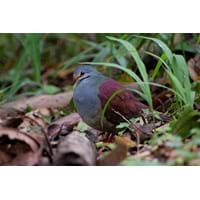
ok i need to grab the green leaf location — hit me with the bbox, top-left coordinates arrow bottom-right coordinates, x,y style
76,120 -> 90,132
170,105 -> 200,138
116,122 -> 129,129
151,53 -> 166,80
146,51 -> 194,107
120,158 -> 163,166
7,50 -> 27,97
24,34 -> 42,83
133,35 -> 174,63
175,42 -> 200,53
42,84 -> 60,94
107,36 -> 149,82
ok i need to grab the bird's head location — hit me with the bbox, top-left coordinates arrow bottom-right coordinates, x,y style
73,65 -> 98,84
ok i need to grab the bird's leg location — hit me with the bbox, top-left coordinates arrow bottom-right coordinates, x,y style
99,132 -> 115,142
107,133 -> 115,142
98,131 -> 106,140
97,146 -> 108,155
141,113 -> 147,124
103,132 -> 108,140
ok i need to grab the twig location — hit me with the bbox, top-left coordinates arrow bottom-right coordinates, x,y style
24,116 -> 53,156
112,108 -> 143,153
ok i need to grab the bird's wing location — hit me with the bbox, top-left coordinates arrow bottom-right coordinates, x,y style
98,79 -> 147,125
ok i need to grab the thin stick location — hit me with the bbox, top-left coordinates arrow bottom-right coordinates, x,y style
24,115 -> 53,156
112,108 -> 143,153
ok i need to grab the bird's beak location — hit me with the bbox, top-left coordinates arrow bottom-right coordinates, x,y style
73,73 -> 89,84
73,73 -> 82,84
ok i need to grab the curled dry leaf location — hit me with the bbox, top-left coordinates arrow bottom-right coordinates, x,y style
53,131 -> 96,166
188,55 -> 200,81
97,136 -> 131,166
18,108 -> 49,135
115,135 -> 136,148
9,151 -> 42,166
130,123 -> 154,142
0,116 -> 23,128
0,92 -> 73,120
0,126 -> 41,165
48,113 -> 81,140
153,90 -> 173,109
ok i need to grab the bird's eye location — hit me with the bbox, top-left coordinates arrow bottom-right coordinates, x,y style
80,71 -> 85,76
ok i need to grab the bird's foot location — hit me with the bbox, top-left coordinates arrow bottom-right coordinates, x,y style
101,132 -> 115,142
97,146 -> 108,155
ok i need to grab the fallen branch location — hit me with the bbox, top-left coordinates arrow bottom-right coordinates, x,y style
0,92 -> 73,119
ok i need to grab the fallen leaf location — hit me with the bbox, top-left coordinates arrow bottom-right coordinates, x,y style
48,113 -> 80,140
114,135 -> 136,148
18,109 -> 48,135
188,55 -> 200,80
0,126 -> 41,165
97,136 -> 130,166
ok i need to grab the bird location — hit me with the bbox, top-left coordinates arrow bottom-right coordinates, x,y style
73,65 -> 147,133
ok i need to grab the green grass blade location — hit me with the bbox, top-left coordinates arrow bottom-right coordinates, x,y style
146,51 -> 193,106
23,34 -> 41,83
133,35 -> 174,63
173,54 -> 191,88
100,88 -> 124,129
107,36 -> 149,82
62,48 -> 95,69
145,51 -> 171,71
151,53 -> 166,80
166,70 -> 187,104
7,50 -> 27,97
172,54 -> 194,106
82,62 -> 143,85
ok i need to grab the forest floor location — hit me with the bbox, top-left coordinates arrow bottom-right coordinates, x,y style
0,33 -> 200,166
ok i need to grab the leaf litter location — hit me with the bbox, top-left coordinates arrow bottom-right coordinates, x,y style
0,90 -> 199,165
1,37 -> 200,165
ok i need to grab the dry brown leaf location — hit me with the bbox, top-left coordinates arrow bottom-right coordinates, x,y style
9,151 -> 42,166
18,109 -> 49,134
115,135 -> 136,148
0,126 -> 41,165
188,55 -> 200,81
130,123 -> 154,143
97,136 -> 130,166
48,113 -> 80,140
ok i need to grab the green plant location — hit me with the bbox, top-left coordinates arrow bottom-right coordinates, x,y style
170,105 -> 200,138
23,34 -> 42,83
4,34 -> 42,99
136,35 -> 195,108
